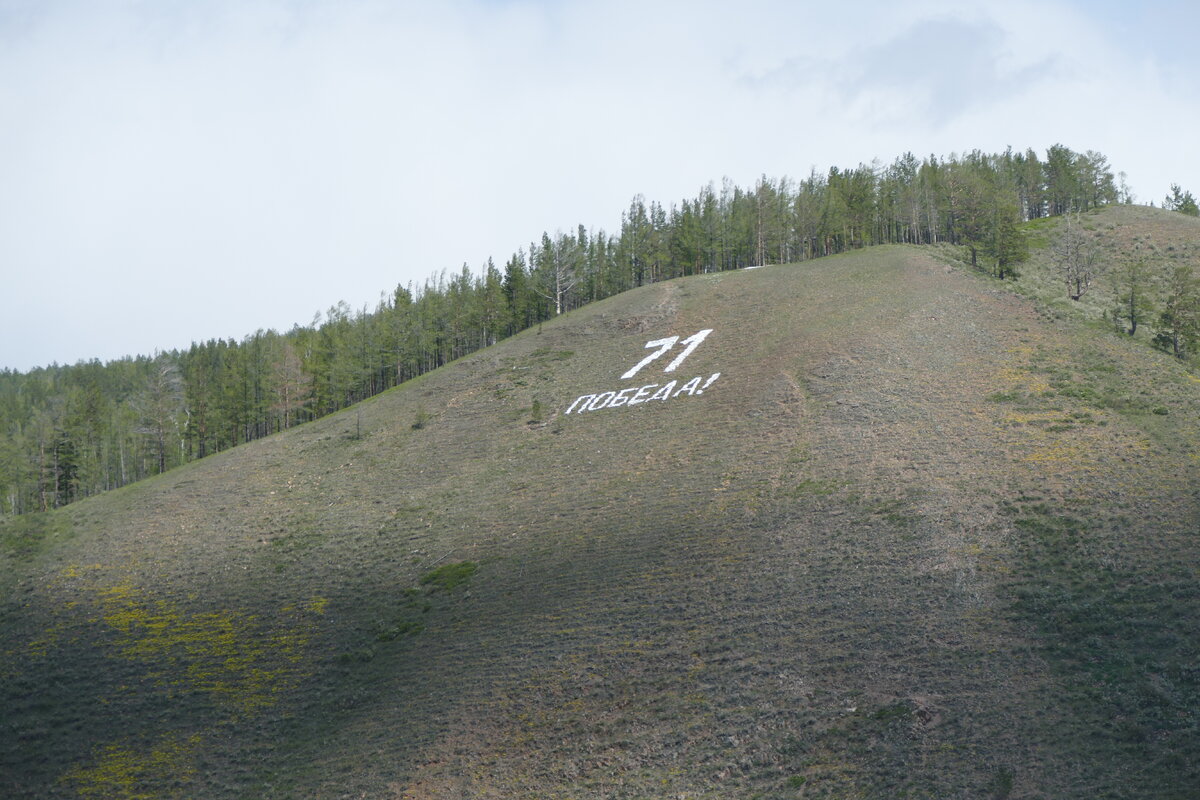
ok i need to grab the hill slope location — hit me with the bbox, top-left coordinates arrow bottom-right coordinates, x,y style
1017,203 -> 1200,329
3,229 -> 1199,798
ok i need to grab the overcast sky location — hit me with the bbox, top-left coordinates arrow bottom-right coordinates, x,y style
2,0 -> 1198,372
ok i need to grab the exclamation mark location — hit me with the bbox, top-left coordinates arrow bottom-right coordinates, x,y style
696,373 -> 721,394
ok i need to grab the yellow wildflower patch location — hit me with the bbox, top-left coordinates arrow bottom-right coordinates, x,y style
307,595 -> 330,615
1024,443 -> 1095,467
994,366 -> 1051,395
30,568 -> 332,797
61,733 -> 202,800
95,581 -> 327,715
25,620 -> 70,658
1000,409 -> 1062,427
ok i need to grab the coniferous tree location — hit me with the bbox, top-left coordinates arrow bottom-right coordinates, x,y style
271,340 -> 313,430
794,169 -> 826,256
502,251 -> 534,335
1080,151 -> 1117,209
479,258 -> 508,347
946,158 -> 994,269
1012,147 -> 1045,220
1043,143 -> 1081,216
620,196 -> 652,286
982,199 -> 1028,280
1164,184 -> 1199,216
1111,253 -> 1156,336
1153,264 -> 1200,358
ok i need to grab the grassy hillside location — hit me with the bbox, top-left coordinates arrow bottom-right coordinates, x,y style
3,212 -> 1199,798
1016,204 -> 1200,330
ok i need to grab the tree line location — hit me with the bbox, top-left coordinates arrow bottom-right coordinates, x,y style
0,144 -> 1142,514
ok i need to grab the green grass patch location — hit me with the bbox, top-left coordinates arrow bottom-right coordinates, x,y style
270,527 -> 323,553
1006,506 -> 1200,794
527,348 -> 575,362
374,618 -> 425,642
420,561 -> 478,591
870,702 -> 912,723
1050,383 -> 1100,402
0,511 -> 70,560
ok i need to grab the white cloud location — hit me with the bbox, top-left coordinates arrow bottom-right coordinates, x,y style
0,0 -> 1196,370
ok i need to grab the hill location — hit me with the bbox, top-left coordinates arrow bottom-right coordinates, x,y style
3,212 -> 1200,798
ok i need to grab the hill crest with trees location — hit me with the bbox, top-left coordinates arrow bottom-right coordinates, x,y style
2,144 -> 1197,515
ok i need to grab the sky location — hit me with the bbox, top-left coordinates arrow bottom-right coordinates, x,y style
2,0 -> 1198,372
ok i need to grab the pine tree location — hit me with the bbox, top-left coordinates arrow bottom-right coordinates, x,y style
271,340 -> 313,430
1111,254 -> 1155,336
1164,184 -> 1199,216
1153,264 -> 1200,358
982,199 -> 1028,280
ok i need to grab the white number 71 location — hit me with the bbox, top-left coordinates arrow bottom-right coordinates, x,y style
620,329 -> 712,379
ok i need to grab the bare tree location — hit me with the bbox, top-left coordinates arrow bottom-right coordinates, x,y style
1052,213 -> 1102,301
534,231 -> 581,316
133,354 -> 184,474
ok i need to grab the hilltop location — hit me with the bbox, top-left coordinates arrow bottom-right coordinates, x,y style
2,207 -> 1199,798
